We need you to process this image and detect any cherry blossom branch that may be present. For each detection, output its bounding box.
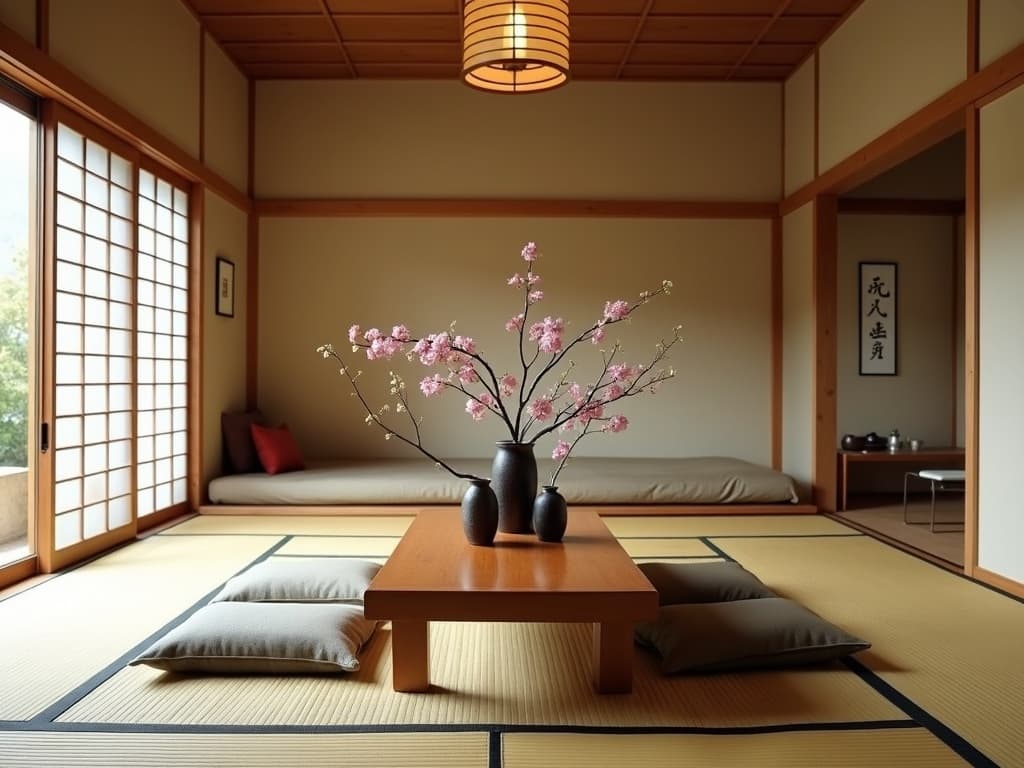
[316,344,483,481]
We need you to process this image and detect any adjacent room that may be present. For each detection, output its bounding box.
[1,1,1023,767]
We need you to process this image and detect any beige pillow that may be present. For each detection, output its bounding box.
[635,597,870,675]
[638,561,776,605]
[211,557,380,604]
[129,602,379,674]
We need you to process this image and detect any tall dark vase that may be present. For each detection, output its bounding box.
[491,441,537,533]
[532,486,567,543]
[461,479,499,546]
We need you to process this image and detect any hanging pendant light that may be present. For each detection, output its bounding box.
[462,1,570,94]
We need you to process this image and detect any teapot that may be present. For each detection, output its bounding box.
[888,429,901,452]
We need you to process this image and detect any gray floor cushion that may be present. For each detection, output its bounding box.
[129,602,379,674]
[635,597,871,674]
[638,561,777,605]
[212,557,381,604]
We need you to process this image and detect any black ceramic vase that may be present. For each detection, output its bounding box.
[491,441,537,533]
[461,479,499,546]
[532,486,568,543]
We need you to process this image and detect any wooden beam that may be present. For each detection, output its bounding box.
[963,105,979,578]
[782,39,1024,215]
[811,195,837,513]
[189,185,206,509]
[254,198,779,219]
[813,49,819,177]
[0,20,251,213]
[726,0,792,81]
[967,0,979,76]
[246,212,259,410]
[615,0,654,80]
[318,0,356,78]
[771,215,782,471]
[35,0,48,53]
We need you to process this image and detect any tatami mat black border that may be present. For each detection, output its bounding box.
[26,536,294,725]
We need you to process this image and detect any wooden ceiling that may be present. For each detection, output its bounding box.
[184,0,860,82]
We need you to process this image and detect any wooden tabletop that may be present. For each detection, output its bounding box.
[364,507,658,624]
[838,448,965,463]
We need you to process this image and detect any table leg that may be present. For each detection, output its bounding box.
[593,622,633,693]
[840,455,849,512]
[390,619,429,692]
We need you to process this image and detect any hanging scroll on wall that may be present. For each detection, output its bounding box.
[859,262,897,375]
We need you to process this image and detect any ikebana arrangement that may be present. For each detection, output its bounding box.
[318,241,680,545]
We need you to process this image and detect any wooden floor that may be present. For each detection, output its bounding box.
[833,494,965,569]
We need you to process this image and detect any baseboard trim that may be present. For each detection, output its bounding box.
[197,503,818,517]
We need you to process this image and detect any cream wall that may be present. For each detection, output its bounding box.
[836,215,958,452]
[781,204,814,498]
[49,0,200,158]
[254,80,781,201]
[818,0,966,173]
[0,0,35,43]
[258,217,773,465]
[784,56,815,196]
[201,192,248,493]
[978,84,1024,584]
[980,0,1024,67]
[202,34,249,194]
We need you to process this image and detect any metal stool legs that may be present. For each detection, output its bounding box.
[903,471,965,532]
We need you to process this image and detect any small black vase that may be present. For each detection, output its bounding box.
[491,441,537,534]
[532,486,567,543]
[461,479,499,546]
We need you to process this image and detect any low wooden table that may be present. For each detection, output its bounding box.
[364,507,658,694]
[836,447,965,511]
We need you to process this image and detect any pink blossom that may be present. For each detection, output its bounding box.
[559,419,576,432]
[500,374,517,396]
[528,397,553,421]
[538,332,562,353]
[507,273,525,287]
[363,327,382,343]
[528,273,541,286]
[603,415,629,433]
[453,335,476,354]
[528,290,544,304]
[568,383,582,402]
[577,402,604,424]
[479,392,495,407]
[591,324,606,344]
[391,325,411,342]
[367,335,402,360]
[465,399,486,421]
[603,300,631,322]
[505,313,525,333]
[607,364,636,383]
[529,316,564,354]
[602,384,624,402]
[552,440,571,460]
[419,374,445,397]
[457,364,479,384]
[415,332,454,366]
[348,324,361,343]
[522,241,538,261]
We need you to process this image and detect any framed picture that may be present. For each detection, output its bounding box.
[858,261,897,375]
[215,257,235,318]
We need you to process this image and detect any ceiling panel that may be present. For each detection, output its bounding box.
[187,0,858,82]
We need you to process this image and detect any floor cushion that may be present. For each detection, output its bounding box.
[211,557,380,604]
[638,561,777,605]
[129,602,378,674]
[635,597,871,674]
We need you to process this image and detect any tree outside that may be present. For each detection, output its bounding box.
[0,248,28,467]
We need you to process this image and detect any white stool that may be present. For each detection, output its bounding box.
[903,470,966,532]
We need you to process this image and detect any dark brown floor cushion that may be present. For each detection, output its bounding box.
[212,557,380,604]
[129,602,378,674]
[638,561,777,605]
[635,597,870,674]
[221,410,265,474]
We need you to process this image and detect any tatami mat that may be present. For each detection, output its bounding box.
[604,515,853,538]
[274,536,401,557]
[0,534,279,721]
[719,535,1024,768]
[166,515,415,537]
[0,731,488,767]
[501,729,968,768]
[60,621,903,728]
[618,538,716,558]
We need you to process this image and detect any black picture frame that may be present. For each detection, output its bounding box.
[215,257,235,318]
[858,261,897,375]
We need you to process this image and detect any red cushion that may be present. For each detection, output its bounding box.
[250,423,305,475]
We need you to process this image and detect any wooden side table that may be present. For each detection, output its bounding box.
[836,448,965,511]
